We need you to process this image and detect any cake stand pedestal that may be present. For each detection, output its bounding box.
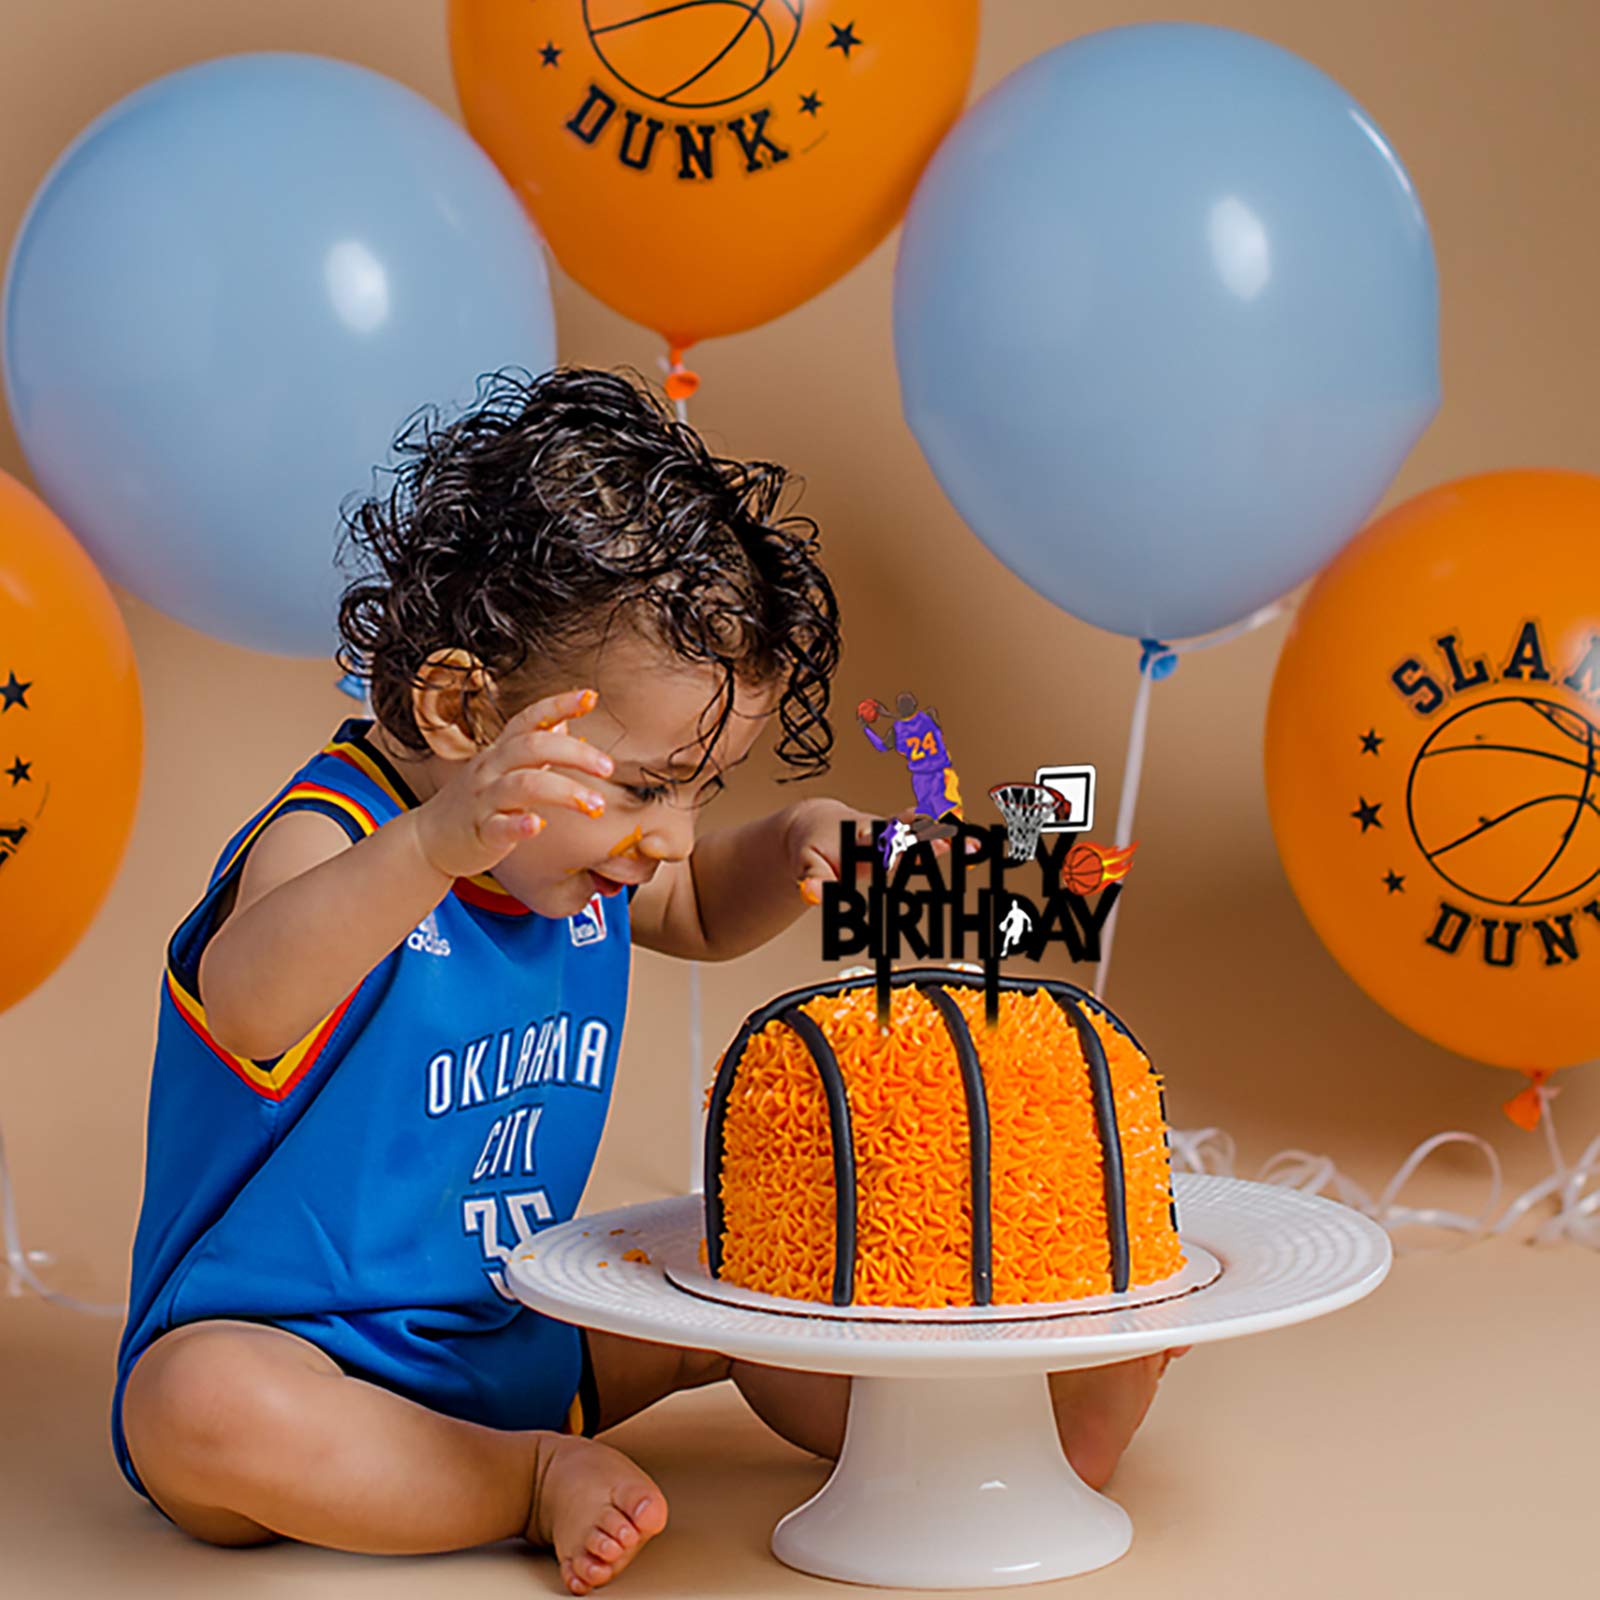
[770,1370,1132,1586]
[506,1173,1391,1590]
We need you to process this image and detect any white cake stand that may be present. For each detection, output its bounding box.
[506,1173,1390,1590]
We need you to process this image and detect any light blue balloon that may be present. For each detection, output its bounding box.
[893,24,1439,642]
[4,54,556,656]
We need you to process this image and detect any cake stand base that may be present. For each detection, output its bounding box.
[772,1372,1130,1588]
[505,1177,1392,1590]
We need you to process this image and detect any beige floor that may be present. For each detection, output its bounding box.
[6,1220,1594,1600]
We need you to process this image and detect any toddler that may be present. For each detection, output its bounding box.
[114,368,1180,1594]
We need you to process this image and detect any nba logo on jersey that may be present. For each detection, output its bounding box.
[407,910,451,958]
[569,894,607,948]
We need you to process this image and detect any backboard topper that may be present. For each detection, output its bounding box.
[1034,765,1096,834]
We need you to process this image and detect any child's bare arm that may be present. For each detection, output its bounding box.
[197,807,452,1058]
[199,689,614,1059]
[630,798,869,962]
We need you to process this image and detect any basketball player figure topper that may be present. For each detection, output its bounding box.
[858,690,963,843]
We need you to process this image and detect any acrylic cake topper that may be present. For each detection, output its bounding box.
[857,690,963,842]
[827,726,1137,1021]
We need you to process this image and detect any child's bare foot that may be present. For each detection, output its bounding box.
[525,1433,669,1595]
[1048,1347,1191,1490]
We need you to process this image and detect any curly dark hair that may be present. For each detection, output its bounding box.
[338,366,840,779]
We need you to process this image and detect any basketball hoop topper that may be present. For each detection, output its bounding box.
[990,782,1065,863]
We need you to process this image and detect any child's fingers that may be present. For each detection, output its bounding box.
[477,809,544,855]
[796,834,847,906]
[489,728,616,785]
[482,767,610,822]
[502,685,599,736]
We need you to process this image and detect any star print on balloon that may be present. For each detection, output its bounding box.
[1383,870,1405,894]
[5,757,30,786]
[800,90,822,115]
[1,672,31,712]
[828,21,862,57]
[1360,729,1384,754]
[1351,798,1383,832]
[540,41,562,67]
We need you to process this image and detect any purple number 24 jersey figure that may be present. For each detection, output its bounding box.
[859,690,964,828]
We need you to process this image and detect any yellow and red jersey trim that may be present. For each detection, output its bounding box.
[175,775,377,1099]
[454,872,533,917]
[217,782,378,879]
[325,734,406,807]
[165,969,354,1102]
[325,728,533,917]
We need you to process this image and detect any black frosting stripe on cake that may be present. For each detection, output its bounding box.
[1049,992,1132,1294]
[917,984,994,1306]
[777,1005,859,1306]
[703,967,1162,1302]
[702,1019,754,1279]
[1155,1080,1179,1233]
[703,1008,861,1304]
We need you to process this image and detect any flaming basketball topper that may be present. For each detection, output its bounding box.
[1062,839,1139,893]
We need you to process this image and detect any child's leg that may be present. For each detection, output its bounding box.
[122,1319,666,1595]
[583,1329,732,1431]
[729,1350,1191,1490]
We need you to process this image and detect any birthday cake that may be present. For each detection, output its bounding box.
[702,967,1184,1309]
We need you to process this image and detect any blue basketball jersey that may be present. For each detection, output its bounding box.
[113,720,632,1493]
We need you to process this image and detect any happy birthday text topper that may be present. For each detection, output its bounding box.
[820,820,1127,1023]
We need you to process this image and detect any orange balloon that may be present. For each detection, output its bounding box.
[449,0,979,347]
[0,470,143,1012]
[1266,471,1600,1073]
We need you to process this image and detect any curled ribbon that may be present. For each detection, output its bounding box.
[1,1118,123,1316]
[1170,1074,1600,1251]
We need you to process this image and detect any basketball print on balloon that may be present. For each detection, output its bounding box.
[451,1,978,346]
[583,0,804,110]
[1407,696,1600,908]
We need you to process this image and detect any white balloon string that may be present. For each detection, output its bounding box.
[0,1117,123,1316]
[1095,599,1293,1002]
[1169,1073,1600,1251]
[1091,668,1153,999]
[1168,599,1294,657]
[664,358,706,1193]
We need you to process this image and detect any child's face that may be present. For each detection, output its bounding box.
[487,631,777,919]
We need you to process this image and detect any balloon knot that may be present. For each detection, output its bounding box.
[335,671,368,702]
[1502,1070,1551,1132]
[664,345,701,402]
[1139,638,1179,680]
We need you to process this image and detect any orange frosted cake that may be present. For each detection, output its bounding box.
[702,967,1183,1309]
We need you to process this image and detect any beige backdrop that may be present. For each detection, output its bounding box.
[2,3,1597,1597]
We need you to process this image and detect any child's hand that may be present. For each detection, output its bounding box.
[787,799,954,906]
[411,688,617,880]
